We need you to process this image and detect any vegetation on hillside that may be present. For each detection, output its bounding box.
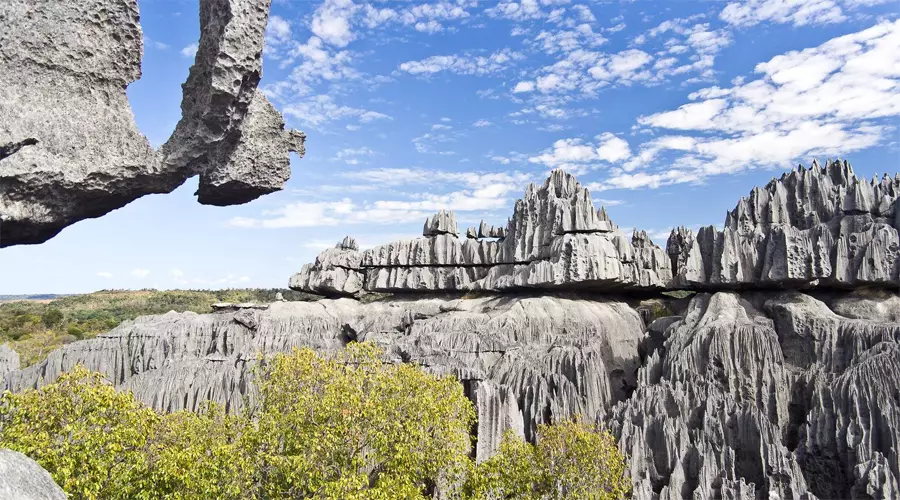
[0,289,316,366]
[0,343,630,499]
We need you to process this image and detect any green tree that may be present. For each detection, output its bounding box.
[0,366,158,499]
[41,308,64,327]
[147,403,253,499]
[248,343,476,499]
[466,419,630,500]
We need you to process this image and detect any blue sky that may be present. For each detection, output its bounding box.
[2,0,898,294]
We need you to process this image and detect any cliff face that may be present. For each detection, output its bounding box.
[667,160,900,289]
[1,165,898,498]
[292,162,899,298]
[0,0,305,247]
[1,295,645,462]
[293,169,673,296]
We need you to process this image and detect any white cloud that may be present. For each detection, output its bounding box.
[720,0,846,27]
[605,20,900,189]
[311,0,358,47]
[473,119,492,127]
[595,133,631,163]
[399,49,523,76]
[415,20,444,33]
[280,94,390,127]
[130,269,150,279]
[513,81,536,93]
[529,138,599,167]
[485,0,544,21]
[333,147,376,162]
[229,169,534,228]
[266,15,292,45]
[180,43,197,58]
[96,272,113,278]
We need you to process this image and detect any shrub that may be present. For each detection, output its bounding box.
[0,367,158,499]
[467,419,630,500]
[0,345,629,500]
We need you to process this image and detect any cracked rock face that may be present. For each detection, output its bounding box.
[0,0,305,247]
[603,290,900,499]
[0,449,66,500]
[667,160,900,289]
[291,169,673,295]
[1,295,644,461]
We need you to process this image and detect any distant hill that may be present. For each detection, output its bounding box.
[0,294,72,302]
[0,288,318,366]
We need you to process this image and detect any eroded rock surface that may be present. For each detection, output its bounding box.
[667,160,900,289]
[604,290,900,499]
[292,169,673,295]
[0,0,305,247]
[294,163,899,297]
[0,449,66,500]
[1,295,644,461]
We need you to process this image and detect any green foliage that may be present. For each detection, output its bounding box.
[41,308,64,327]
[0,288,318,366]
[249,343,475,499]
[0,345,629,500]
[147,403,253,499]
[0,367,159,499]
[467,420,630,500]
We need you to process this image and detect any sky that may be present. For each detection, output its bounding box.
[1,0,899,294]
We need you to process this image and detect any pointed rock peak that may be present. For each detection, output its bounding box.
[336,236,359,251]
[598,206,610,221]
[423,209,458,236]
[545,169,581,197]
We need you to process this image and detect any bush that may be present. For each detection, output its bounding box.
[41,308,64,327]
[249,343,475,498]
[0,345,630,500]
[0,367,159,499]
[467,419,630,500]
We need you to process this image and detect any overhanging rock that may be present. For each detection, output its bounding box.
[0,0,305,247]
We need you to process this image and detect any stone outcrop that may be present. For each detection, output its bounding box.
[0,449,66,500]
[0,0,305,247]
[1,295,645,461]
[291,169,673,295]
[668,160,900,289]
[602,290,900,499]
[292,162,899,296]
[0,344,20,381]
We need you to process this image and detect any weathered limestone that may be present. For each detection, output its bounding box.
[289,236,365,297]
[1,295,645,461]
[0,344,20,383]
[0,449,66,500]
[0,0,305,247]
[603,290,900,499]
[668,160,900,289]
[291,169,673,295]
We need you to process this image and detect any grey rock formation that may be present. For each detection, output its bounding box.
[423,210,459,236]
[0,449,66,500]
[0,0,305,247]
[668,160,900,289]
[466,221,508,239]
[603,290,900,499]
[1,295,644,461]
[0,344,20,382]
[289,237,365,297]
[291,169,673,294]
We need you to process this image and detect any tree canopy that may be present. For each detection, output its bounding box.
[0,343,630,499]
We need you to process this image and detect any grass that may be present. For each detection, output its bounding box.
[0,289,317,367]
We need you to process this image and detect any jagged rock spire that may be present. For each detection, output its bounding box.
[423,209,458,237]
